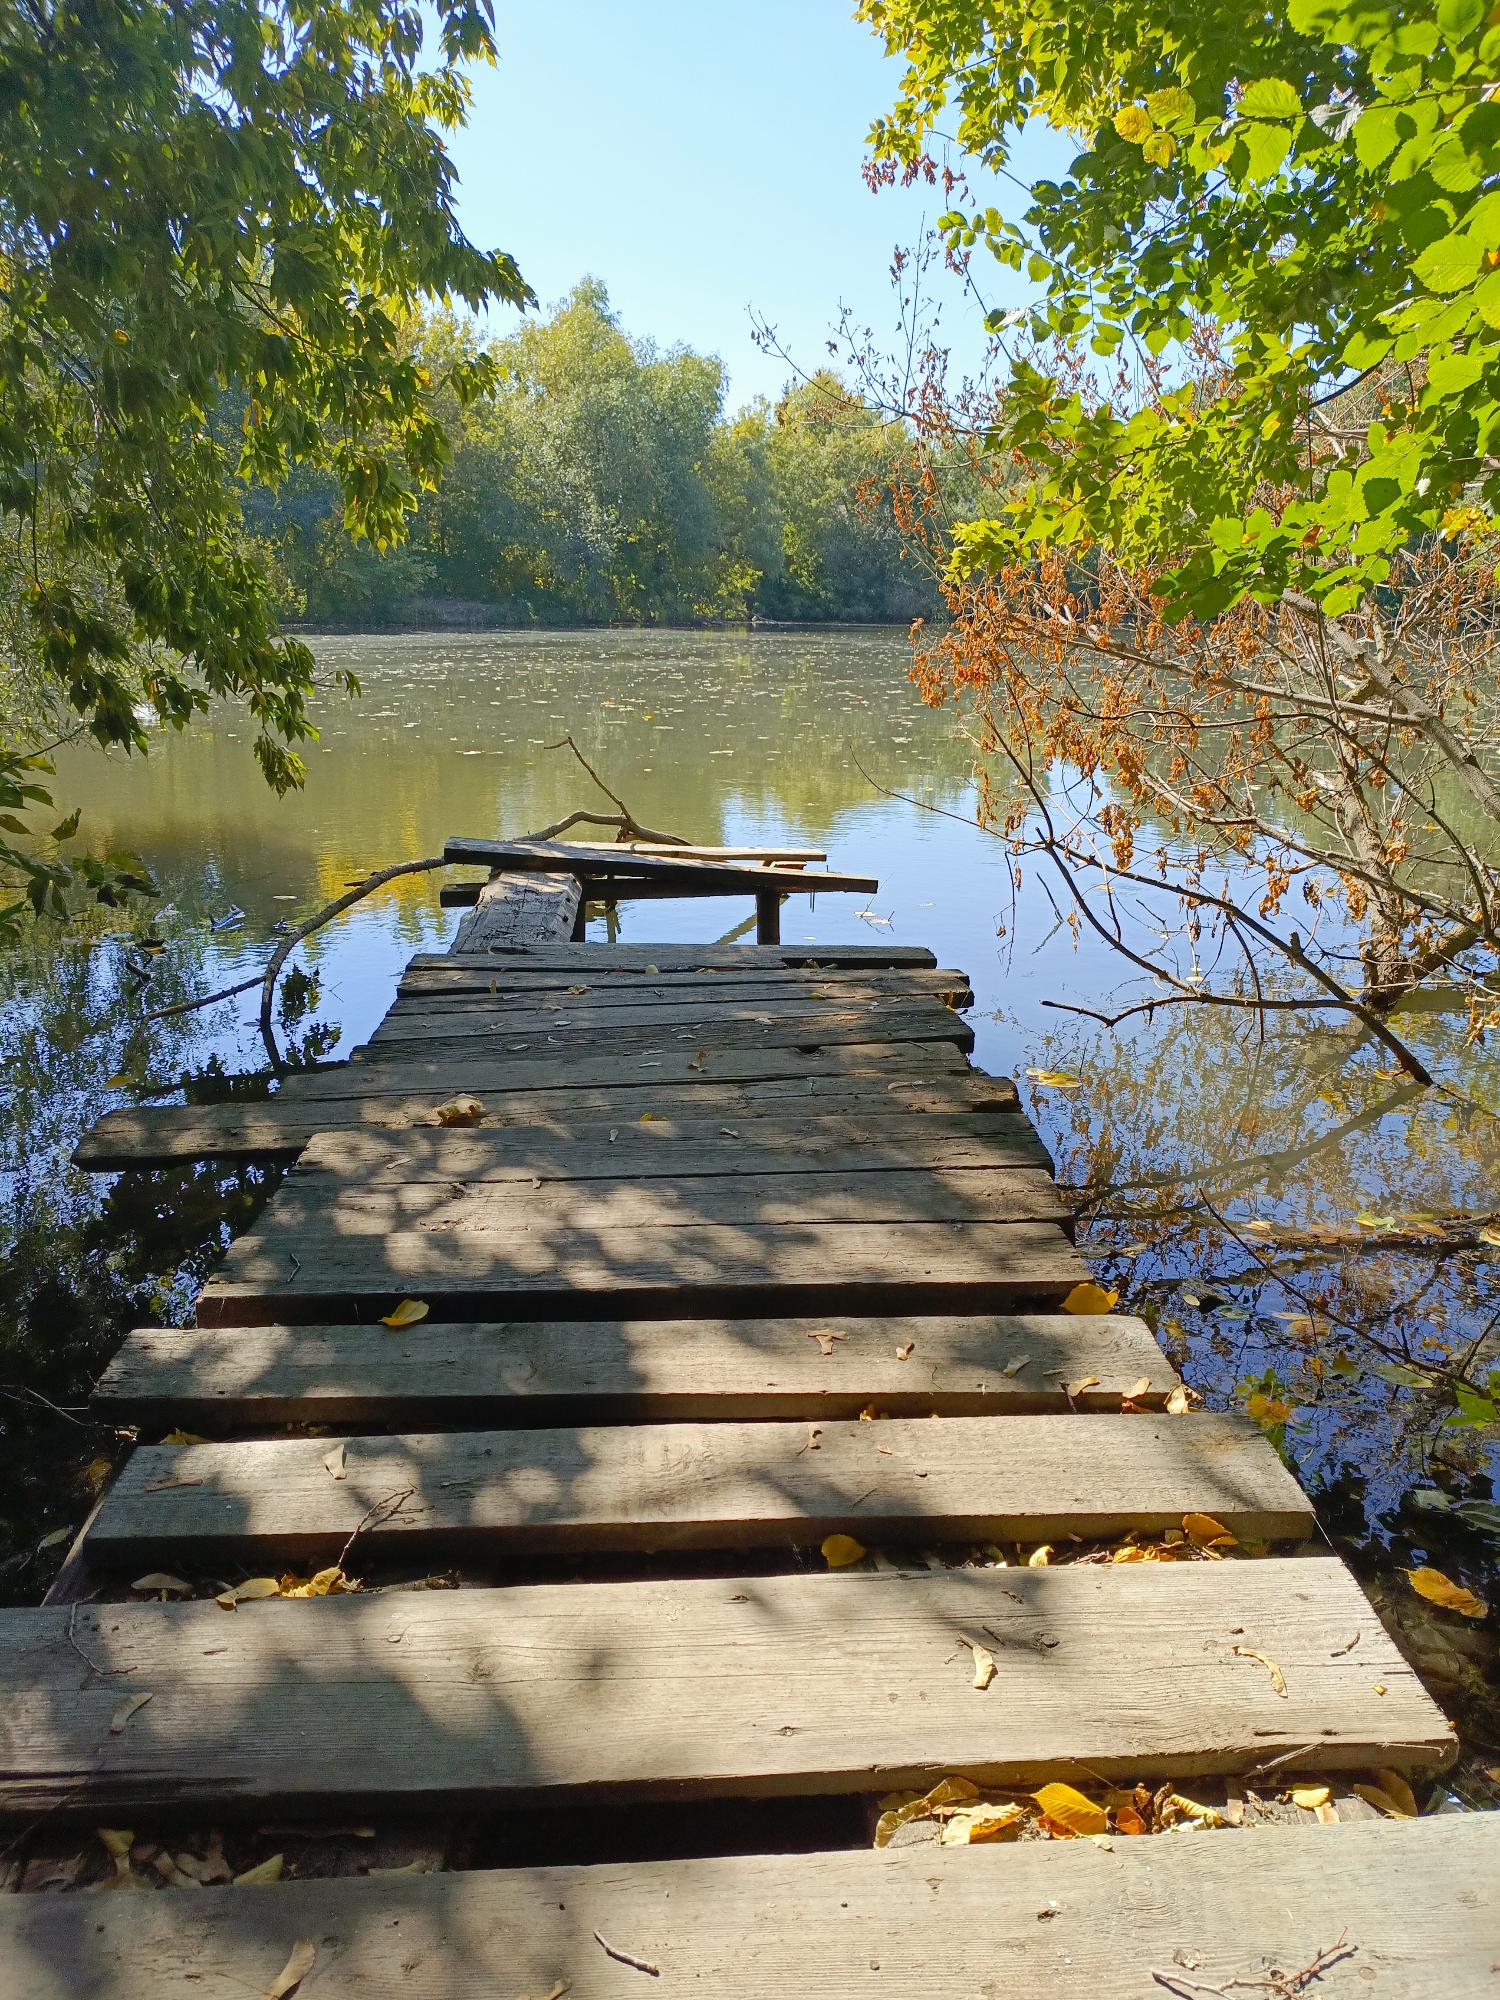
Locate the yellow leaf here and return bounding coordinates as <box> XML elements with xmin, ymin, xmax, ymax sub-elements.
<box><xmin>1166</xmin><ymin>1384</ymin><xmax>1193</xmax><ymax>1414</ymax></box>
<box><xmin>380</xmin><ymin>1298</ymin><xmax>429</xmax><ymax>1328</ymax></box>
<box><xmin>1182</xmin><ymin>1512</ymin><xmax>1236</xmax><ymax>1549</ymax></box>
<box><xmin>233</xmin><ymin>1853</ymin><xmax>284</xmax><ymax>1885</ymax></box>
<box><xmin>1025</xmin><ymin>1068</ymin><xmax>1082</xmax><ymax>1089</ymax></box>
<box><xmin>639</xmin><ymin>1111</ymin><xmax>661</xmax><ymax>1122</ymax></box>
<box><xmin>1232</xmin><ymin>1644</ymin><xmax>1288</xmax><ymax>1696</ymax></box>
<box><xmin>1290</xmin><ymin>1784</ymin><xmax>1330</xmax><ymax>1810</ymax></box>
<box><xmin>1114</xmin><ymin>104</ymin><xmax>1153</xmax><ymax>142</ymax></box>
<box><xmin>96</xmin><ymin>1828</ymin><xmax>134</xmax><ymax>1860</ymax></box>
<box><xmin>131</xmin><ymin>1571</ymin><xmax>192</xmax><ymax>1597</ymax></box>
<box><xmin>1169</xmin><ymin>1793</ymin><xmax>1226</xmax><ymax>1828</ymax></box>
<box><xmin>1027</xmin><ymin>1544</ymin><xmax>1053</xmax><ymax>1566</ymax></box>
<box><xmin>821</xmin><ymin>1534</ymin><xmax>865</xmax><ymax>1568</ymax></box>
<box><xmin>106</xmin><ymin>1073</ymin><xmax>130</xmax><ymax>1088</ymax></box>
<box><xmin>1367</xmin><ymin>1769</ymin><xmax>1419</xmax><ymax>1817</ymax></box>
<box><xmin>280</xmin><ymin>1566</ymin><xmax>348</xmax><ymax>1598</ymax></box>
<box><xmin>83</xmin><ymin>1455</ymin><xmax>114</xmax><ymax>1495</ymax></box>
<box><xmin>216</xmin><ymin>1576</ymin><xmax>283</xmax><ymax>1609</ymax></box>
<box><xmin>1352</xmin><ymin>1780</ymin><xmax>1412</xmax><ymax>1819</ymax></box>
<box><xmin>109</xmin><ymin>1690</ymin><xmax>154</xmax><ymax>1735</ymax></box>
<box><xmin>1066</xmin><ymin>1375</ymin><xmax>1101</xmax><ymax>1400</ymax></box>
<box><xmin>873</xmin><ymin>1775</ymin><xmax>978</xmax><ymax>1846</ymax></box>
<box><xmin>938</xmin><ymin>1801</ymin><xmax>1025</xmax><ymax>1844</ymax></box>
<box><xmin>1032</xmin><ymin>1781</ymin><xmax>1107</xmax><ymax>1837</ymax></box>
<box><xmin>264</xmin><ymin>1938</ymin><xmax>316</xmax><ymax>2000</ymax></box>
<box><xmin>433</xmin><ymin>1094</ymin><xmax>485</xmax><ymax>1127</ymax></box>
<box><xmin>1316</xmin><ymin>1800</ymin><xmax>1341</xmax><ymax>1824</ymax></box>
<box><xmin>1062</xmin><ymin>1281</ymin><xmax>1117</xmax><ymax>1315</ymax></box>
<box><xmin>160</xmin><ymin>1429</ymin><xmax>207</xmax><ymax>1447</ymax></box>
<box><xmin>895</xmin><ymin>1341</ymin><xmax>915</xmax><ymax>1360</ymax></box>
<box><xmin>1404</xmin><ymin>1566</ymin><xmax>1488</xmax><ymax>1618</ymax></box>
<box><xmin>958</xmin><ymin>1634</ymin><xmax>997</xmax><ymax>1689</ymax></box>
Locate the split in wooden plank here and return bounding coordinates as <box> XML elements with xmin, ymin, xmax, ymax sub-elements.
<box><xmin>89</xmin><ymin>1412</ymin><xmax>1315</xmax><ymax>1566</ymax></box>
<box><xmin>286</xmin><ymin>1116</ymin><xmax>1054</xmax><ymax>1185</ymax></box>
<box><xmin>3</xmin><ymin>1819</ymin><xmax>1494</xmax><ymax>2000</ymax></box>
<box><xmin>443</xmin><ymin>836</ymin><xmax>878</xmax><ymax>895</ymax></box>
<box><xmin>279</xmin><ymin>1040</ymin><xmax>976</xmax><ymax>1103</ymax></box>
<box><xmin>72</xmin><ymin>1075</ymin><xmax>1021</xmax><ymax>1170</ymax></box>
<box><xmin>258</xmin><ymin>1167</ymin><xmax>1076</xmax><ymax>1238</ymax></box>
<box><xmin>409</xmin><ymin>943</ymin><xmax>939</xmax><ymax>970</ymax></box>
<box><xmin>0</xmin><ymin>1560</ymin><xmax>1452</xmax><ymax>1819</ymax></box>
<box><xmin>452</xmin><ymin>872</ymin><xmax>581</xmax><ymax>952</ymax></box>
<box><xmin>199</xmin><ymin>1218</ymin><xmax>1091</xmax><ymax>1324</ymax></box>
<box><xmin>93</xmin><ymin>1311</ymin><xmax>1170</xmax><ymax>1427</ymax></box>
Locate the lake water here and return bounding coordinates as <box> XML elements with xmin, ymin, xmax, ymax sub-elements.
<box><xmin>4</xmin><ymin>627</ymin><xmax>1498</xmax><ymax>1726</ymax></box>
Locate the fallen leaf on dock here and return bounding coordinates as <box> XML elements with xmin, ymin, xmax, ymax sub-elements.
<box><xmin>1404</xmin><ymin>1565</ymin><xmax>1488</xmax><ymax>1618</ymax></box>
<box><xmin>958</xmin><ymin>1635</ymin><xmax>997</xmax><ymax>1689</ymax></box>
<box><xmin>939</xmin><ymin>1801</ymin><xmax>1024</xmax><ymax>1844</ymax></box>
<box><xmin>1165</xmin><ymin>1384</ymin><xmax>1194</xmax><ymax>1414</ymax></box>
<box><xmin>323</xmin><ymin>1441</ymin><xmax>347</xmax><ymax>1481</ymax></box>
<box><xmin>1028</xmin><ymin>1544</ymin><xmax>1053</xmax><ymax>1567</ymax></box>
<box><xmin>1033</xmin><ymin>1782</ymin><xmax>1106</xmax><ymax>1837</ymax></box>
<box><xmin>433</xmin><ymin>1095</ymin><xmax>485</xmax><ymax>1126</ymax></box>
<box><xmin>821</xmin><ymin>1534</ymin><xmax>865</xmax><ymax>1568</ymax></box>
<box><xmin>281</xmin><ymin>1567</ymin><xmax>351</xmax><ymax>1598</ymax></box>
<box><xmin>1001</xmin><ymin>1355</ymin><xmax>1030</xmax><ymax>1376</ymax></box>
<box><xmin>874</xmin><ymin>1775</ymin><xmax>979</xmax><ymax>1845</ymax></box>
<box><xmin>1168</xmin><ymin>1793</ymin><xmax>1226</xmax><ymax>1827</ymax></box>
<box><xmin>895</xmin><ymin>1341</ymin><xmax>915</xmax><ymax>1360</ymax></box>
<box><xmin>130</xmin><ymin>1572</ymin><xmax>192</xmax><ymax>1597</ymax></box>
<box><xmin>806</xmin><ymin>1327</ymin><xmax>846</xmax><ymax>1356</ymax></box>
<box><xmin>1232</xmin><ymin>1644</ymin><xmax>1288</xmax><ymax>1696</ymax></box>
<box><xmin>518</xmin><ymin>1983</ymin><xmax>570</xmax><ymax>2000</ymax></box>
<box><xmin>216</xmin><ymin>1577</ymin><xmax>282</xmax><ymax>1609</ymax></box>
<box><xmin>160</xmin><ymin>1429</ymin><xmax>208</xmax><ymax>1447</ymax></box>
<box><xmin>1290</xmin><ymin>1784</ymin><xmax>1330</xmax><ymax>1810</ymax></box>
<box><xmin>380</xmin><ymin>1299</ymin><xmax>429</xmax><ymax>1328</ymax></box>
<box><xmin>1316</xmin><ymin>1800</ymin><xmax>1341</xmax><ymax>1823</ymax></box>
<box><xmin>262</xmin><ymin>1939</ymin><xmax>316</xmax><ymax>2000</ymax></box>
<box><xmin>108</xmin><ymin>1691</ymin><xmax>154</xmax><ymax>1735</ymax></box>
<box><xmin>1356</xmin><ymin>1770</ymin><xmax>1418</xmax><ymax>1818</ymax></box>
<box><xmin>1065</xmin><ymin>1375</ymin><xmax>1100</xmax><ymax>1400</ymax></box>
<box><xmin>1182</xmin><ymin>1513</ymin><xmax>1236</xmax><ymax>1550</ymax></box>
<box><xmin>234</xmin><ymin>1854</ymin><xmax>285</xmax><ymax>1885</ymax></box>
<box><xmin>1062</xmin><ymin>1281</ymin><xmax>1117</xmax><ymax>1314</ymax></box>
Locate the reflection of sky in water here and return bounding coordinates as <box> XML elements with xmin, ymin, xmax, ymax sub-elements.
<box><xmin>24</xmin><ymin>629</ymin><xmax>1500</xmax><ymax>1563</ymax></box>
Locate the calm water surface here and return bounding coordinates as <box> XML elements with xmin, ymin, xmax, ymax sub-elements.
<box><xmin>4</xmin><ymin>629</ymin><xmax>1498</xmax><ymax>1742</ymax></box>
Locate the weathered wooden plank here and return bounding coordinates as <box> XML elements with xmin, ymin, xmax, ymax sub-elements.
<box><xmin>259</xmin><ymin>1168</ymin><xmax>1075</xmax><ymax>1237</ymax></box>
<box><xmin>443</xmin><ymin>836</ymin><xmax>878</xmax><ymax>895</ymax></box>
<box><xmin>369</xmin><ymin>992</ymin><xmax>973</xmax><ymax>1046</ymax></box>
<box><xmin>352</xmin><ymin>1005</ymin><xmax>976</xmax><ymax>1065</ymax></box>
<box><xmin>0</xmin><ymin>1561</ymin><xmax>1451</xmax><ymax>1819</ymax></box>
<box><xmin>94</xmin><ymin>1311</ymin><xmax>1170</xmax><ymax>1426</ymax></box>
<box><xmin>3</xmin><ymin>1820</ymin><xmax>1494</xmax><ymax>2000</ymax></box>
<box><xmin>89</xmin><ymin>1413</ymin><xmax>1315</xmax><ymax>1565</ymax></box>
<box><xmin>73</xmin><ymin>1076</ymin><xmax>1020</xmax><ymax>1169</ymax></box>
<box><xmin>410</xmin><ymin>943</ymin><xmax>939</xmax><ymax>970</ymax></box>
<box><xmin>279</xmin><ymin>1040</ymin><xmax>973</xmax><ymax>1102</ymax></box>
<box><xmin>199</xmin><ymin>1218</ymin><xmax>1090</xmax><ymax>1324</ymax></box>
<box><xmin>452</xmin><ymin>871</ymin><xmax>581</xmax><ymax>952</ymax></box>
<box><xmin>286</xmin><ymin>1116</ymin><xmax>1053</xmax><ymax>1185</ymax></box>
<box><xmin>401</xmin><ymin>967</ymin><xmax>973</xmax><ymax>1002</ymax></box>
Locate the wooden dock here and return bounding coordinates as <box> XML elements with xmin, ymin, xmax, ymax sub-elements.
<box><xmin>5</xmin><ymin>842</ymin><xmax>1496</xmax><ymax>1996</ymax></box>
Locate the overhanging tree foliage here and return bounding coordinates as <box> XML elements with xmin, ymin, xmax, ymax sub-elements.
<box><xmin>862</xmin><ymin>0</ymin><xmax>1500</xmax><ymax>1071</ymax></box>
<box><xmin>0</xmin><ymin>0</ymin><xmax>530</xmax><ymax>928</ymax></box>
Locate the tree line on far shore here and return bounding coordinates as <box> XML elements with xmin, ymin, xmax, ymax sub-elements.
<box><xmin>247</xmin><ymin>280</ymin><xmax>951</xmax><ymax>631</ymax></box>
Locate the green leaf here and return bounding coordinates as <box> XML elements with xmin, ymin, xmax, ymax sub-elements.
<box><xmin>1438</xmin><ymin>0</ymin><xmax>1485</xmax><ymax>36</ymax></box>
<box><xmin>1237</xmin><ymin>78</ymin><xmax>1303</xmax><ymax>120</ymax></box>
<box><xmin>1413</xmin><ymin>231</ymin><xmax>1486</xmax><ymax>295</ymax></box>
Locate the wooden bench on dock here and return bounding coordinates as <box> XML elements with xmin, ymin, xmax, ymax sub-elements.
<box><xmin>5</xmin><ymin>839</ymin><xmax>1495</xmax><ymax>1998</ymax></box>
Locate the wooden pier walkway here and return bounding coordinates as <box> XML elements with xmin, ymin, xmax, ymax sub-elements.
<box><xmin>4</xmin><ymin>843</ymin><xmax>1497</xmax><ymax>1996</ymax></box>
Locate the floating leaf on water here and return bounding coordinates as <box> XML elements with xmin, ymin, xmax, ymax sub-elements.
<box><xmin>1290</xmin><ymin>1784</ymin><xmax>1330</xmax><ymax>1810</ymax></box>
<box><xmin>37</xmin><ymin>1526</ymin><xmax>70</xmax><ymax>1551</ymax></box>
<box><xmin>263</xmin><ymin>1939</ymin><xmax>316</xmax><ymax>2000</ymax></box>
<box><xmin>1032</xmin><ymin>1782</ymin><xmax>1106</xmax><ymax>1837</ymax></box>
<box><xmin>131</xmin><ymin>1572</ymin><xmax>192</xmax><ymax>1597</ymax></box>
<box><xmin>1061</xmin><ymin>1282</ymin><xmax>1117</xmax><ymax>1315</ymax></box>
<box><xmin>380</xmin><ymin>1299</ymin><xmax>429</xmax><ymax>1328</ymax></box>
<box><xmin>1479</xmin><ymin>1224</ymin><xmax>1500</xmax><ymax>1247</ymax></box>
<box><xmin>1356</xmin><ymin>1213</ymin><xmax>1398</xmax><ymax>1230</ymax></box>
<box><xmin>958</xmin><ymin>1634</ymin><xmax>997</xmax><ymax>1689</ymax></box>
<box><xmin>1024</xmin><ymin>1068</ymin><xmax>1082</xmax><ymax>1089</ymax></box>
<box><xmin>1404</xmin><ymin>1566</ymin><xmax>1488</xmax><ymax>1618</ymax></box>
<box><xmin>234</xmin><ymin>1853</ymin><xmax>285</xmax><ymax>1885</ymax></box>
<box><xmin>433</xmin><ymin>1095</ymin><xmax>485</xmax><ymax>1127</ymax></box>
<box><xmin>821</xmin><ymin>1534</ymin><xmax>865</xmax><ymax>1569</ymax></box>
<box><xmin>108</xmin><ymin>1691</ymin><xmax>154</xmax><ymax>1735</ymax></box>
<box><xmin>1232</xmin><ymin>1644</ymin><xmax>1288</xmax><ymax>1696</ymax></box>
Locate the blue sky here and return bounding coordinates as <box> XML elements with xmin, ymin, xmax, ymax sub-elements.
<box><xmin>448</xmin><ymin>3</ymin><xmax>1065</xmax><ymax>410</ymax></box>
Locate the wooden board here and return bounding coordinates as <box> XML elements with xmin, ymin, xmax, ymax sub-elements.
<box><xmin>452</xmin><ymin>871</ymin><xmax>581</xmax><ymax>951</ymax></box>
<box><xmin>409</xmin><ymin>944</ymin><xmax>939</xmax><ymax>970</ymax></box>
<box><xmin>368</xmin><ymin>993</ymin><xmax>973</xmax><ymax>1047</ymax></box>
<box><xmin>279</xmin><ymin>1039</ymin><xmax>973</xmax><ymax>1102</ymax></box>
<box><xmin>93</xmin><ymin>1312</ymin><xmax>1173</xmax><ymax>1426</ymax></box>
<box><xmin>260</xmin><ymin>1169</ymin><xmax>1075</xmax><ymax>1238</ymax></box>
<box><xmin>73</xmin><ymin>1076</ymin><xmax>1020</xmax><ymax>1169</ymax></box>
<box><xmin>400</xmin><ymin>967</ymin><xmax>971</xmax><ymax>1001</ymax></box>
<box><xmin>0</xmin><ymin>1561</ymin><xmax>1451</xmax><ymax>1818</ymax></box>
<box><xmin>88</xmin><ymin>1413</ymin><xmax>1315</xmax><ymax>1565</ymax></box>
<box><xmin>198</xmin><ymin>1218</ymin><xmax>1091</xmax><ymax>1324</ymax></box>
<box><xmin>443</xmin><ymin>836</ymin><xmax>878</xmax><ymax>895</ymax></box>
<box><xmin>286</xmin><ymin>1115</ymin><xmax>1053</xmax><ymax>1185</ymax></box>
<box><xmin>350</xmin><ymin>1006</ymin><xmax>976</xmax><ymax>1065</ymax></box>
<box><xmin>3</xmin><ymin>1819</ymin><xmax>1494</xmax><ymax>2000</ymax></box>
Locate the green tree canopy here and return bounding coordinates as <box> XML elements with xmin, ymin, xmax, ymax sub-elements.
<box><xmin>0</xmin><ymin>0</ymin><xmax>530</xmax><ymax>924</ymax></box>
<box><xmin>862</xmin><ymin>0</ymin><xmax>1500</xmax><ymax>619</ymax></box>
